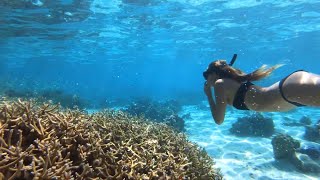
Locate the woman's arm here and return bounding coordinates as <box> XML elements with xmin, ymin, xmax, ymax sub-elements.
<box><xmin>204</xmin><ymin>80</ymin><xmax>227</xmax><ymax>125</ymax></box>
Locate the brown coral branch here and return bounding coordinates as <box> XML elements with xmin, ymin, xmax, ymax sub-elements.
<box><xmin>0</xmin><ymin>157</ymin><xmax>9</xmax><ymax>166</ymax></box>
<box><xmin>3</xmin><ymin>104</ymin><xmax>13</xmax><ymax>119</ymax></box>
<box><xmin>0</xmin><ymin>137</ymin><xmax>8</xmax><ymax>148</ymax></box>
<box><xmin>8</xmin><ymin>117</ymin><xmax>22</xmax><ymax>123</ymax></box>
<box><xmin>77</xmin><ymin>164</ymin><xmax>90</xmax><ymax>179</ymax></box>
<box><xmin>0</xmin><ymin>147</ymin><xmax>16</xmax><ymax>156</ymax></box>
<box><xmin>17</xmin><ymin>130</ymin><xmax>22</xmax><ymax>148</ymax></box>
<box><xmin>52</xmin><ymin>161</ymin><xmax>69</xmax><ymax>178</ymax></box>
<box><xmin>0</xmin><ymin>152</ymin><xmax>25</xmax><ymax>170</ymax></box>
<box><xmin>36</xmin><ymin>118</ymin><xmax>45</xmax><ymax>135</ymax></box>
<box><xmin>44</xmin><ymin>103</ymin><xmax>59</xmax><ymax>113</ymax></box>
<box><xmin>39</xmin><ymin>153</ymin><xmax>50</xmax><ymax>178</ymax></box>
<box><xmin>7</xmin><ymin>129</ymin><xmax>13</xmax><ymax>147</ymax></box>
<box><xmin>7</xmin><ymin>160</ymin><xmax>23</xmax><ymax>180</ymax></box>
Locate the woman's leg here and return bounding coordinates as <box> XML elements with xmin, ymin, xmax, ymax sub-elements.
<box><xmin>282</xmin><ymin>71</ymin><xmax>320</xmax><ymax>106</ymax></box>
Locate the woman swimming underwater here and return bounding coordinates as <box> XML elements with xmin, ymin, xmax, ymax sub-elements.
<box><xmin>203</xmin><ymin>54</ymin><xmax>320</xmax><ymax>125</ymax></box>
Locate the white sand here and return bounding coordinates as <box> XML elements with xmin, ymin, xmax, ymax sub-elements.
<box><xmin>181</xmin><ymin>103</ymin><xmax>320</xmax><ymax>180</ymax></box>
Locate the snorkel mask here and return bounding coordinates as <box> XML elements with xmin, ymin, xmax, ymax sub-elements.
<box><xmin>203</xmin><ymin>54</ymin><xmax>238</xmax><ymax>80</ymax></box>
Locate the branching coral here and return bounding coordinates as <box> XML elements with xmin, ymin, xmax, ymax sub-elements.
<box><xmin>3</xmin><ymin>89</ymin><xmax>89</xmax><ymax>109</ymax></box>
<box><xmin>92</xmin><ymin>110</ymin><xmax>221</xmax><ymax>179</ymax></box>
<box><xmin>125</xmin><ymin>98</ymin><xmax>185</xmax><ymax>132</ymax></box>
<box><xmin>0</xmin><ymin>100</ymin><xmax>222</xmax><ymax>179</ymax></box>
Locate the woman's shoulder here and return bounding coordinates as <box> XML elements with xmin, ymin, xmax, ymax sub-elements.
<box><xmin>215</xmin><ymin>78</ymin><xmax>240</xmax><ymax>89</ymax></box>
<box><xmin>215</xmin><ymin>78</ymin><xmax>239</xmax><ymax>85</ymax></box>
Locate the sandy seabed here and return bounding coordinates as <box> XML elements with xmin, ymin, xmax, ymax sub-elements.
<box><xmin>182</xmin><ymin>103</ymin><xmax>320</xmax><ymax>180</ymax></box>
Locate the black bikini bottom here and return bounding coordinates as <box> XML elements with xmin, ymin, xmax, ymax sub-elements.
<box><xmin>279</xmin><ymin>70</ymin><xmax>307</xmax><ymax>107</ymax></box>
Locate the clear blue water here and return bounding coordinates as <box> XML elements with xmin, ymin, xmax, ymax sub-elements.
<box><xmin>1</xmin><ymin>0</ymin><xmax>320</xmax><ymax>178</ymax></box>
<box><xmin>1</xmin><ymin>0</ymin><xmax>320</xmax><ymax>105</ymax></box>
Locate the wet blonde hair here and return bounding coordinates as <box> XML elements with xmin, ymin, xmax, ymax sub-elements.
<box><xmin>205</xmin><ymin>60</ymin><xmax>282</xmax><ymax>83</ymax></box>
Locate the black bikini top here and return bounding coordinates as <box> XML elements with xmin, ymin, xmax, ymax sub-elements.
<box><xmin>233</xmin><ymin>81</ymin><xmax>254</xmax><ymax>110</ymax></box>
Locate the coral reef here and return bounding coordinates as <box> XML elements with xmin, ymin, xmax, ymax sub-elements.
<box><xmin>3</xmin><ymin>88</ymin><xmax>89</xmax><ymax>109</ymax></box>
<box><xmin>162</xmin><ymin>100</ymin><xmax>182</xmax><ymax>114</ymax></box>
<box><xmin>163</xmin><ymin>114</ymin><xmax>184</xmax><ymax>132</ymax></box>
<box><xmin>271</xmin><ymin>134</ymin><xmax>320</xmax><ymax>173</ymax></box>
<box><xmin>0</xmin><ymin>100</ymin><xmax>222</xmax><ymax>179</ymax></box>
<box><xmin>283</xmin><ymin>116</ymin><xmax>312</xmax><ymax>127</ymax></box>
<box><xmin>283</xmin><ymin>116</ymin><xmax>320</xmax><ymax>143</ymax></box>
<box><xmin>125</xmin><ymin>98</ymin><xmax>185</xmax><ymax>132</ymax></box>
<box><xmin>297</xmin><ymin>144</ymin><xmax>320</xmax><ymax>160</ymax></box>
<box><xmin>39</xmin><ymin>89</ymin><xmax>89</xmax><ymax>109</ymax></box>
<box><xmin>304</xmin><ymin>120</ymin><xmax>320</xmax><ymax>143</ymax></box>
<box><xmin>4</xmin><ymin>89</ymin><xmax>34</xmax><ymax>99</ymax></box>
<box><xmin>300</xmin><ymin>116</ymin><xmax>312</xmax><ymax>126</ymax></box>
<box><xmin>271</xmin><ymin>134</ymin><xmax>300</xmax><ymax>159</ymax></box>
<box><xmin>229</xmin><ymin>113</ymin><xmax>274</xmax><ymax>137</ymax></box>
<box><xmin>293</xmin><ymin>153</ymin><xmax>320</xmax><ymax>173</ymax></box>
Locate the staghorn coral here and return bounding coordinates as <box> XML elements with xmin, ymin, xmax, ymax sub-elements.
<box><xmin>125</xmin><ymin>98</ymin><xmax>185</xmax><ymax>132</ymax></box>
<box><xmin>0</xmin><ymin>99</ymin><xmax>222</xmax><ymax>179</ymax></box>
<box><xmin>3</xmin><ymin>88</ymin><xmax>89</xmax><ymax>109</ymax></box>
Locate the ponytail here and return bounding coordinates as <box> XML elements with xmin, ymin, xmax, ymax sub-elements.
<box><xmin>240</xmin><ymin>64</ymin><xmax>283</xmax><ymax>82</ymax></box>
<box><xmin>207</xmin><ymin>60</ymin><xmax>282</xmax><ymax>83</ymax></box>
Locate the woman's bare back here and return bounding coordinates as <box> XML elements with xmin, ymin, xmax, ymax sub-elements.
<box><xmin>220</xmin><ymin>78</ymin><xmax>297</xmax><ymax>112</ymax></box>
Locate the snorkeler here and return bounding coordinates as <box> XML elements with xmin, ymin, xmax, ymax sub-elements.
<box><xmin>203</xmin><ymin>54</ymin><xmax>320</xmax><ymax>125</ymax></box>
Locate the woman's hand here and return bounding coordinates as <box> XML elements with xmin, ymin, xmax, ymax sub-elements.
<box><xmin>204</xmin><ymin>81</ymin><xmax>213</xmax><ymax>98</ymax></box>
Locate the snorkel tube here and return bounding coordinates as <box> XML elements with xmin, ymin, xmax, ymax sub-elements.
<box><xmin>203</xmin><ymin>54</ymin><xmax>238</xmax><ymax>80</ymax></box>
<box><xmin>228</xmin><ymin>54</ymin><xmax>237</xmax><ymax>66</ymax></box>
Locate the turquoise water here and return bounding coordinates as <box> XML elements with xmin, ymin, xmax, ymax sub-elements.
<box><xmin>1</xmin><ymin>0</ymin><xmax>319</xmax><ymax>104</ymax></box>
<box><xmin>1</xmin><ymin>0</ymin><xmax>320</xmax><ymax>179</ymax></box>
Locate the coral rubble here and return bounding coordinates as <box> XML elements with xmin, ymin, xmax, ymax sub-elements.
<box><xmin>0</xmin><ymin>100</ymin><xmax>222</xmax><ymax>179</ymax></box>
<box><xmin>229</xmin><ymin>113</ymin><xmax>274</xmax><ymax>137</ymax></box>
